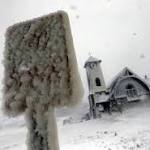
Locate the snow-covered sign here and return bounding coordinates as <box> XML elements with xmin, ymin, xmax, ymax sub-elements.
<box><xmin>3</xmin><ymin>11</ymin><xmax>83</xmax><ymax>150</ymax></box>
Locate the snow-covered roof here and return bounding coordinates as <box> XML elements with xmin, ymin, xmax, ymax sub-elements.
<box><xmin>107</xmin><ymin>67</ymin><xmax>134</xmax><ymax>89</ymax></box>
<box><xmin>107</xmin><ymin>67</ymin><xmax>150</xmax><ymax>93</ymax></box>
<box><xmin>84</xmin><ymin>56</ymin><xmax>101</xmax><ymax>68</ymax></box>
<box><xmin>144</xmin><ymin>78</ymin><xmax>150</xmax><ymax>87</ymax></box>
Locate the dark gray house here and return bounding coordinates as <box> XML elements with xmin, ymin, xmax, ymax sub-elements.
<box><xmin>84</xmin><ymin>56</ymin><xmax>150</xmax><ymax>118</ymax></box>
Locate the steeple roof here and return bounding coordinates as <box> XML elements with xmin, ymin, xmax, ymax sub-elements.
<box><xmin>84</xmin><ymin>56</ymin><xmax>101</xmax><ymax>68</ymax></box>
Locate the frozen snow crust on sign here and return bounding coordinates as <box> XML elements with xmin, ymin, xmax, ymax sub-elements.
<box><xmin>3</xmin><ymin>11</ymin><xmax>83</xmax><ymax>116</ymax></box>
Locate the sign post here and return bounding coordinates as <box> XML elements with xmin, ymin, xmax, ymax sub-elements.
<box><xmin>3</xmin><ymin>11</ymin><xmax>83</xmax><ymax>150</ymax></box>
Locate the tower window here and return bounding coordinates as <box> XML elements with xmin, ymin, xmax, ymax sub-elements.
<box><xmin>89</xmin><ymin>63</ymin><xmax>95</xmax><ymax>69</ymax></box>
<box><xmin>95</xmin><ymin>78</ymin><xmax>101</xmax><ymax>86</ymax></box>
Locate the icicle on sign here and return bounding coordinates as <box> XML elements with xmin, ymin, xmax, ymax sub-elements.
<box><xmin>3</xmin><ymin>11</ymin><xmax>83</xmax><ymax>150</ymax></box>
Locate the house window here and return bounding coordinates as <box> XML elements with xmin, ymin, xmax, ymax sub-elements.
<box><xmin>95</xmin><ymin>78</ymin><xmax>101</xmax><ymax>86</ymax></box>
<box><xmin>126</xmin><ymin>84</ymin><xmax>137</xmax><ymax>97</ymax></box>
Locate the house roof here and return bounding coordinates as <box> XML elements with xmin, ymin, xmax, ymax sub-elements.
<box><xmin>107</xmin><ymin>67</ymin><xmax>133</xmax><ymax>89</ymax></box>
<box><xmin>84</xmin><ymin>56</ymin><xmax>101</xmax><ymax>68</ymax></box>
<box><xmin>107</xmin><ymin>67</ymin><xmax>150</xmax><ymax>94</ymax></box>
<box><xmin>144</xmin><ymin>77</ymin><xmax>150</xmax><ymax>87</ymax></box>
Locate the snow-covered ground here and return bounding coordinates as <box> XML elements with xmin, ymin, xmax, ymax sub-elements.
<box><xmin>1</xmin><ymin>99</ymin><xmax>150</xmax><ymax>150</ymax></box>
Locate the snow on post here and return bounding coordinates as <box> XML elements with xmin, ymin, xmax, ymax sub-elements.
<box><xmin>3</xmin><ymin>11</ymin><xmax>83</xmax><ymax>150</ymax></box>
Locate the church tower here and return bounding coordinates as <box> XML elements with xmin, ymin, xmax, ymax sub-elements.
<box><xmin>84</xmin><ymin>56</ymin><xmax>107</xmax><ymax>118</ymax></box>
<box><xmin>84</xmin><ymin>56</ymin><xmax>106</xmax><ymax>94</ymax></box>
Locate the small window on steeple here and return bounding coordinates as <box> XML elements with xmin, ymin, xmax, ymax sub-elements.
<box><xmin>95</xmin><ymin>78</ymin><xmax>101</xmax><ymax>86</ymax></box>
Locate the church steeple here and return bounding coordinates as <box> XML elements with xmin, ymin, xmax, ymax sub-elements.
<box><xmin>84</xmin><ymin>56</ymin><xmax>106</xmax><ymax>94</ymax></box>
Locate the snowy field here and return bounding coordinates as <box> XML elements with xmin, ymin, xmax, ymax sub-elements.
<box><xmin>1</xmin><ymin>98</ymin><xmax>150</xmax><ymax>150</ymax></box>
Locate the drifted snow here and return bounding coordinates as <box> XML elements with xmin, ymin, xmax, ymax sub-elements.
<box><xmin>1</xmin><ymin>99</ymin><xmax>150</xmax><ymax>150</ymax></box>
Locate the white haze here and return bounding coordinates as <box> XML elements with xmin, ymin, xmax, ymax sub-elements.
<box><xmin>1</xmin><ymin>0</ymin><xmax>150</xmax><ymax>99</ymax></box>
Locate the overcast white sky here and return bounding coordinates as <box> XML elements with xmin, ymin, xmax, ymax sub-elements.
<box><xmin>0</xmin><ymin>0</ymin><xmax>150</xmax><ymax>97</ymax></box>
